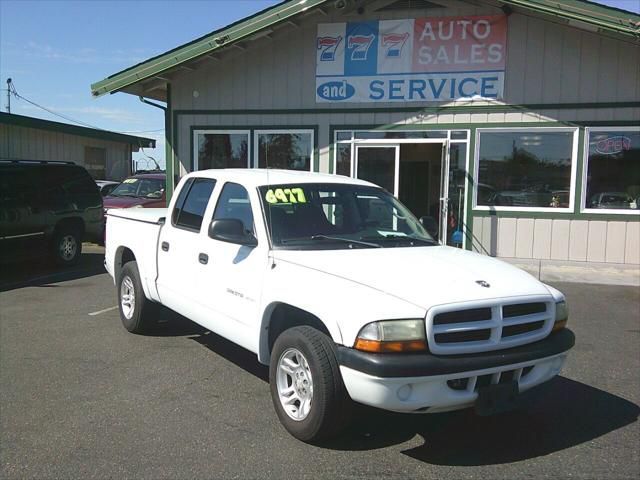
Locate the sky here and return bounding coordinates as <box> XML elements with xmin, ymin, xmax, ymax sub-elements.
<box><xmin>0</xmin><ymin>0</ymin><xmax>638</xmax><ymax>169</ymax></box>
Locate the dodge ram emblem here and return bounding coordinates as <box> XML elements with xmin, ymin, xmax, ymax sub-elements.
<box><xmin>476</xmin><ymin>280</ymin><xmax>491</xmax><ymax>288</ymax></box>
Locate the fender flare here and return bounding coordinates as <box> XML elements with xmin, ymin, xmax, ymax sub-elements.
<box><xmin>257</xmin><ymin>301</ymin><xmax>343</xmax><ymax>364</ymax></box>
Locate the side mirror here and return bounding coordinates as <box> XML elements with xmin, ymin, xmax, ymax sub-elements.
<box><xmin>419</xmin><ymin>216</ymin><xmax>438</xmax><ymax>239</ymax></box>
<box><xmin>208</xmin><ymin>219</ymin><xmax>258</xmax><ymax>247</ymax></box>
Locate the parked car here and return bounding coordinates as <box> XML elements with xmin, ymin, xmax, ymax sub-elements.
<box><xmin>103</xmin><ymin>172</ymin><xmax>166</xmax><ymax>210</ymax></box>
<box><xmin>101</xmin><ymin>172</ymin><xmax>166</xmax><ymax>243</ymax></box>
<box><xmin>0</xmin><ymin>160</ymin><xmax>103</xmax><ymax>265</ymax></box>
<box><xmin>95</xmin><ymin>180</ymin><xmax>119</xmax><ymax>197</ymax></box>
<box><xmin>589</xmin><ymin>192</ymin><xmax>633</xmax><ymax>209</ymax></box>
<box><xmin>105</xmin><ymin>169</ymin><xmax>574</xmax><ymax>443</ymax></box>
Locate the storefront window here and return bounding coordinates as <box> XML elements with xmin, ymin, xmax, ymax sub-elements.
<box><xmin>336</xmin><ymin>144</ymin><xmax>351</xmax><ymax>176</ymax></box>
<box><xmin>451</xmin><ymin>131</ymin><xmax>469</xmax><ymax>140</ymax></box>
<box><xmin>196</xmin><ymin>131</ymin><xmax>249</xmax><ymax>170</ymax></box>
<box><xmin>256</xmin><ymin>130</ymin><xmax>313</xmax><ymax>171</ymax></box>
<box><xmin>475</xmin><ymin>129</ymin><xmax>576</xmax><ymax>209</ymax></box>
<box><xmin>354</xmin><ymin>130</ymin><xmax>447</xmax><ymax>140</ymax></box>
<box><xmin>584</xmin><ymin>128</ymin><xmax>640</xmax><ymax>212</ymax></box>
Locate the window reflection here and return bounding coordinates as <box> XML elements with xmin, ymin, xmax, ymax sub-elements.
<box><xmin>476</xmin><ymin>130</ymin><xmax>574</xmax><ymax>208</ymax></box>
<box><xmin>258</xmin><ymin>132</ymin><xmax>312</xmax><ymax>171</ymax></box>
<box><xmin>336</xmin><ymin>144</ymin><xmax>351</xmax><ymax>177</ymax></box>
<box><xmin>585</xmin><ymin>129</ymin><xmax>640</xmax><ymax>211</ymax></box>
<box><xmin>197</xmin><ymin>133</ymin><xmax>248</xmax><ymax>169</ymax></box>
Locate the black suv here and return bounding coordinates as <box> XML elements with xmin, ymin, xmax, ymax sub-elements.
<box><xmin>0</xmin><ymin>160</ymin><xmax>103</xmax><ymax>266</ymax></box>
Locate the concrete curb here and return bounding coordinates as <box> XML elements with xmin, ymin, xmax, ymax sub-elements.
<box><xmin>500</xmin><ymin>258</ymin><xmax>640</xmax><ymax>287</ymax></box>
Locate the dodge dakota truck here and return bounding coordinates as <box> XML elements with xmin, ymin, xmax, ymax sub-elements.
<box><xmin>105</xmin><ymin>169</ymin><xmax>574</xmax><ymax>442</ymax></box>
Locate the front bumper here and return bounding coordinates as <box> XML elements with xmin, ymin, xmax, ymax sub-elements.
<box><xmin>337</xmin><ymin>329</ymin><xmax>574</xmax><ymax>413</ymax></box>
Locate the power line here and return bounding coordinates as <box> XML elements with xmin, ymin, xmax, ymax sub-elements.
<box><xmin>119</xmin><ymin>128</ymin><xmax>164</xmax><ymax>134</ymax></box>
<box><xmin>3</xmin><ymin>81</ymin><xmax>164</xmax><ymax>136</ymax></box>
<box><xmin>6</xmin><ymin>81</ymin><xmax>105</xmax><ymax>130</ymax></box>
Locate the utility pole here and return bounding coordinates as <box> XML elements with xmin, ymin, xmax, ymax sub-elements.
<box><xmin>5</xmin><ymin>78</ymin><xmax>11</xmax><ymax>113</ymax></box>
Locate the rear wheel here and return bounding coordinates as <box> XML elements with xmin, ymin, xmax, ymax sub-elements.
<box><xmin>117</xmin><ymin>261</ymin><xmax>156</xmax><ymax>334</ymax></box>
<box><xmin>51</xmin><ymin>228</ymin><xmax>82</xmax><ymax>266</ymax></box>
<box><xmin>269</xmin><ymin>326</ymin><xmax>351</xmax><ymax>442</ymax></box>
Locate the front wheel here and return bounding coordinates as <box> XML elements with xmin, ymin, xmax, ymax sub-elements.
<box><xmin>269</xmin><ymin>326</ymin><xmax>351</xmax><ymax>442</ymax></box>
<box><xmin>117</xmin><ymin>261</ymin><xmax>157</xmax><ymax>334</ymax></box>
<box><xmin>51</xmin><ymin>229</ymin><xmax>82</xmax><ymax>266</ymax></box>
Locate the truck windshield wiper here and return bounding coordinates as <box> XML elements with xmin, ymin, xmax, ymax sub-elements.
<box><xmin>281</xmin><ymin>235</ymin><xmax>381</xmax><ymax>248</ymax></box>
<box><xmin>360</xmin><ymin>234</ymin><xmax>437</xmax><ymax>246</ymax></box>
<box><xmin>311</xmin><ymin>234</ymin><xmax>382</xmax><ymax>248</ymax></box>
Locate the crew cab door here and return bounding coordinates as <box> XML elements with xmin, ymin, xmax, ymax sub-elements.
<box><xmin>198</xmin><ymin>182</ymin><xmax>268</xmax><ymax>332</ymax></box>
<box><xmin>156</xmin><ymin>177</ymin><xmax>217</xmax><ymax>313</ymax></box>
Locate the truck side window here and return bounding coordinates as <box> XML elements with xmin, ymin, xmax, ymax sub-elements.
<box><xmin>171</xmin><ymin>178</ymin><xmax>194</xmax><ymax>225</ymax></box>
<box><xmin>173</xmin><ymin>178</ymin><xmax>216</xmax><ymax>231</ymax></box>
<box><xmin>212</xmin><ymin>182</ymin><xmax>254</xmax><ymax>233</ymax></box>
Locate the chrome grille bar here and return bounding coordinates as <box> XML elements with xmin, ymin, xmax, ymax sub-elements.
<box><xmin>426</xmin><ymin>296</ymin><xmax>555</xmax><ymax>355</ymax></box>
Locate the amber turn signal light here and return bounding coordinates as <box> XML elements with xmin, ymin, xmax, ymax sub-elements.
<box><xmin>552</xmin><ymin>318</ymin><xmax>568</xmax><ymax>332</ymax></box>
<box><xmin>354</xmin><ymin>338</ymin><xmax>427</xmax><ymax>353</ymax></box>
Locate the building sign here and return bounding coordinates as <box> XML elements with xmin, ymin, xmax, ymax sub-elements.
<box><xmin>315</xmin><ymin>16</ymin><xmax>507</xmax><ymax>103</ymax></box>
<box><xmin>594</xmin><ymin>136</ymin><xmax>632</xmax><ymax>155</ymax></box>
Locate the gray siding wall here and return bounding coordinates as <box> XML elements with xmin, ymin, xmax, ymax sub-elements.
<box><xmin>0</xmin><ymin>124</ymin><xmax>131</xmax><ymax>180</ymax></box>
<box><xmin>472</xmin><ymin>217</ymin><xmax>640</xmax><ymax>265</ymax></box>
<box><xmin>170</xmin><ymin>5</ymin><xmax>640</xmax><ymax>111</ymax></box>
<box><xmin>168</xmin><ymin>1</ymin><xmax>639</xmax><ymax>264</ymax></box>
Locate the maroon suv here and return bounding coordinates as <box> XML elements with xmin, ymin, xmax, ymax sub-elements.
<box><xmin>103</xmin><ymin>172</ymin><xmax>167</xmax><ymax>210</ymax></box>
<box><xmin>102</xmin><ymin>173</ymin><xmax>166</xmax><ymax>242</ymax></box>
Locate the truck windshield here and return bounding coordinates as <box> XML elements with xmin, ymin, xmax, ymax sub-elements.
<box><xmin>258</xmin><ymin>183</ymin><xmax>436</xmax><ymax>249</ymax></box>
<box><xmin>110</xmin><ymin>178</ymin><xmax>165</xmax><ymax>199</ymax></box>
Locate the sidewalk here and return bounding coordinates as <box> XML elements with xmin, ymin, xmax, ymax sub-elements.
<box><xmin>500</xmin><ymin>258</ymin><xmax>640</xmax><ymax>287</ymax></box>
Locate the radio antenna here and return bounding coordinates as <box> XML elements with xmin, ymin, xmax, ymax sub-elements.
<box><xmin>265</xmin><ymin>140</ymin><xmax>276</xmax><ymax>268</ymax></box>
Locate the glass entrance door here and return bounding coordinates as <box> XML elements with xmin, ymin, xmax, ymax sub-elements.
<box><xmin>354</xmin><ymin>145</ymin><xmax>399</xmax><ymax>195</ymax></box>
<box><xmin>439</xmin><ymin>141</ymin><xmax>450</xmax><ymax>245</ymax></box>
<box><xmin>354</xmin><ymin>142</ymin><xmax>452</xmax><ymax>244</ymax></box>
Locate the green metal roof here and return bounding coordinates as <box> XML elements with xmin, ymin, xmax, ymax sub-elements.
<box><xmin>91</xmin><ymin>0</ymin><xmax>640</xmax><ymax>98</ymax></box>
<box><xmin>91</xmin><ymin>0</ymin><xmax>332</xmax><ymax>98</ymax></box>
<box><xmin>505</xmin><ymin>0</ymin><xmax>640</xmax><ymax>34</ymax></box>
<box><xmin>0</xmin><ymin>112</ymin><xmax>156</xmax><ymax>149</ymax></box>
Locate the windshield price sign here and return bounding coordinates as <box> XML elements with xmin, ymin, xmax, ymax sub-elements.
<box><xmin>265</xmin><ymin>187</ymin><xmax>307</xmax><ymax>204</ymax></box>
<box><xmin>316</xmin><ymin>16</ymin><xmax>507</xmax><ymax>103</ymax></box>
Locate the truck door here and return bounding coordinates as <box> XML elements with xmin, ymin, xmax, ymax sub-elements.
<box><xmin>197</xmin><ymin>181</ymin><xmax>268</xmax><ymax>340</ymax></box>
<box><xmin>156</xmin><ymin>177</ymin><xmax>217</xmax><ymax>314</ymax></box>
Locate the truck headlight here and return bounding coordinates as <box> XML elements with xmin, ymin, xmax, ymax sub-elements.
<box><xmin>354</xmin><ymin>319</ymin><xmax>427</xmax><ymax>353</ymax></box>
<box><xmin>553</xmin><ymin>301</ymin><xmax>569</xmax><ymax>332</ymax></box>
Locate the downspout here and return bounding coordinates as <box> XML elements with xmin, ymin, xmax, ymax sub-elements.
<box><xmin>139</xmin><ymin>96</ymin><xmax>166</xmax><ymax>112</ymax></box>
<box><xmin>138</xmin><ymin>92</ymin><xmax>175</xmax><ymax>200</ymax></box>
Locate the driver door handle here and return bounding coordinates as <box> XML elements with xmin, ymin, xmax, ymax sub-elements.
<box><xmin>161</xmin><ymin>241</ymin><xmax>170</xmax><ymax>252</ymax></box>
<box><xmin>198</xmin><ymin>253</ymin><xmax>209</xmax><ymax>265</ymax></box>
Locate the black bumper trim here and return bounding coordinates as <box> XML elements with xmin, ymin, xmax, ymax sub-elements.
<box><xmin>337</xmin><ymin>328</ymin><xmax>575</xmax><ymax>378</ymax></box>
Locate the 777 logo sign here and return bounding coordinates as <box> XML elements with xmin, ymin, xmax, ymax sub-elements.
<box><xmin>382</xmin><ymin>32</ymin><xmax>409</xmax><ymax>58</ymax></box>
<box><xmin>347</xmin><ymin>34</ymin><xmax>375</xmax><ymax>61</ymax></box>
<box><xmin>317</xmin><ymin>36</ymin><xmax>342</xmax><ymax>61</ymax></box>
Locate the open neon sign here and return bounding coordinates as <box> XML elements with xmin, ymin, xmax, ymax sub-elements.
<box><xmin>595</xmin><ymin>136</ymin><xmax>631</xmax><ymax>155</ymax></box>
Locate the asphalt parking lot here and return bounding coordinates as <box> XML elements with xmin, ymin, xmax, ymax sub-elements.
<box><xmin>1</xmin><ymin>246</ymin><xmax>639</xmax><ymax>480</ymax></box>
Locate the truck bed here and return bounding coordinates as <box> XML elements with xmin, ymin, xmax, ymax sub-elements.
<box><xmin>106</xmin><ymin>207</ymin><xmax>167</xmax><ymax>224</ymax></box>
<box><xmin>104</xmin><ymin>207</ymin><xmax>168</xmax><ymax>302</ymax></box>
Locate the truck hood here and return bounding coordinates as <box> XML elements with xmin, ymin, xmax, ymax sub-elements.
<box><xmin>273</xmin><ymin>246</ymin><xmax>552</xmax><ymax>310</ymax></box>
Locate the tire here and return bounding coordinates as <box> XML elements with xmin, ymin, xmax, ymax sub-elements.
<box><xmin>51</xmin><ymin>228</ymin><xmax>82</xmax><ymax>266</ymax></box>
<box><xmin>269</xmin><ymin>326</ymin><xmax>352</xmax><ymax>443</ymax></box>
<box><xmin>117</xmin><ymin>261</ymin><xmax>157</xmax><ymax>334</ymax></box>
<box><xmin>51</xmin><ymin>228</ymin><xmax>82</xmax><ymax>267</ymax></box>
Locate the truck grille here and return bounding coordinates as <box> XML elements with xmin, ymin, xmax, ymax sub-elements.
<box><xmin>427</xmin><ymin>297</ymin><xmax>555</xmax><ymax>355</ymax></box>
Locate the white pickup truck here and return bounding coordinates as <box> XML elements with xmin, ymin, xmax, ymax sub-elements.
<box><xmin>105</xmin><ymin>169</ymin><xmax>574</xmax><ymax>442</ymax></box>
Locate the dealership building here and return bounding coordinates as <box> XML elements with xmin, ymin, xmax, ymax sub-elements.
<box><xmin>92</xmin><ymin>0</ymin><xmax>639</xmax><ymax>267</ymax></box>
